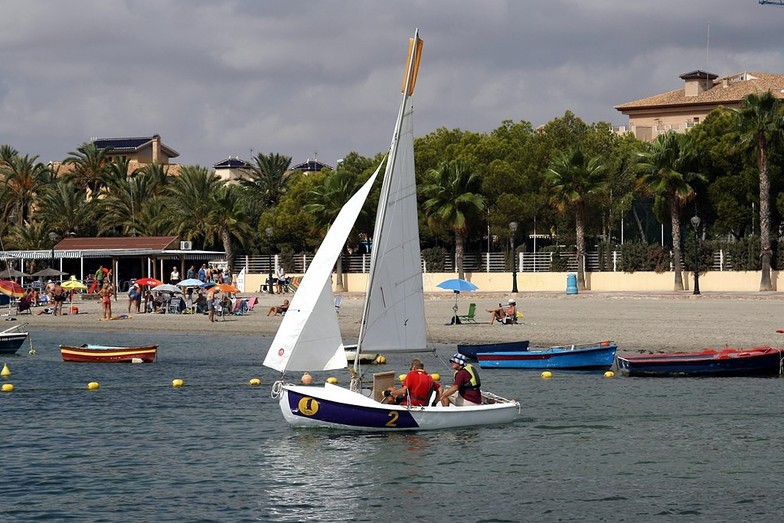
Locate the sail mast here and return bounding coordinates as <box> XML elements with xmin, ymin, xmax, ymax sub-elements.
<box><xmin>354</xmin><ymin>29</ymin><xmax>423</xmax><ymax>377</ymax></box>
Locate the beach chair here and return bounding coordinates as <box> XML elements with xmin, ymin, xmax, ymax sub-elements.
<box><xmin>457</xmin><ymin>303</ymin><xmax>478</xmax><ymax>324</ymax></box>
<box><xmin>167</xmin><ymin>297</ymin><xmax>183</xmax><ymax>314</ymax></box>
<box><xmin>233</xmin><ymin>299</ymin><xmax>248</xmax><ymax>315</ymax></box>
<box><xmin>334</xmin><ymin>295</ymin><xmax>342</xmax><ymax>315</ymax></box>
<box><xmin>287</xmin><ymin>277</ymin><xmax>300</xmax><ymax>293</ymax></box>
<box><xmin>246</xmin><ymin>296</ymin><xmax>258</xmax><ymax>311</ymax></box>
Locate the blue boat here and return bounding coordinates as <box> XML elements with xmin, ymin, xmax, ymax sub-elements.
<box><xmin>616</xmin><ymin>347</ymin><xmax>783</xmax><ymax>377</ymax></box>
<box><xmin>476</xmin><ymin>341</ymin><xmax>617</xmax><ymax>370</ymax></box>
<box><xmin>458</xmin><ymin>340</ymin><xmax>530</xmax><ymax>360</ymax></box>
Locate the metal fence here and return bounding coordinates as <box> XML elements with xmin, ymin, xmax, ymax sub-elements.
<box><xmin>237</xmin><ymin>249</ymin><xmax>736</xmax><ymax>274</ymax></box>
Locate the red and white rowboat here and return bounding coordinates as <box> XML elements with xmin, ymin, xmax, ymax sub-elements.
<box><xmin>60</xmin><ymin>344</ymin><xmax>158</xmax><ymax>363</ymax></box>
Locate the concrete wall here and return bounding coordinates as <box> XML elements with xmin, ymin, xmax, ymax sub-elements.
<box><xmin>242</xmin><ymin>270</ymin><xmax>778</xmax><ymax>294</ymax></box>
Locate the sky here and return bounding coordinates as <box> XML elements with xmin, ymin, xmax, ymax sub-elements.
<box><xmin>2</xmin><ymin>0</ymin><xmax>784</xmax><ymax>169</ymax></box>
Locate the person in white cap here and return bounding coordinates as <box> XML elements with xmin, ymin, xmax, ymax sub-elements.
<box><xmin>487</xmin><ymin>298</ymin><xmax>517</xmax><ymax>324</ymax></box>
<box><xmin>439</xmin><ymin>353</ymin><xmax>482</xmax><ymax>406</ymax></box>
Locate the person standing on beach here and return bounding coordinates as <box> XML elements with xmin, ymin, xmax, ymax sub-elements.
<box><xmin>439</xmin><ymin>353</ymin><xmax>482</xmax><ymax>406</ymax></box>
<box><xmin>208</xmin><ymin>289</ymin><xmax>221</xmax><ymax>322</ymax></box>
<box><xmin>170</xmin><ymin>266</ymin><xmax>180</xmax><ymax>285</ymax></box>
<box><xmin>99</xmin><ymin>282</ymin><xmax>114</xmax><ymax>319</ymax></box>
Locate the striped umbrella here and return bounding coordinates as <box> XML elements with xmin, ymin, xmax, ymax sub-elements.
<box><xmin>0</xmin><ymin>279</ymin><xmax>25</xmax><ymax>298</ymax></box>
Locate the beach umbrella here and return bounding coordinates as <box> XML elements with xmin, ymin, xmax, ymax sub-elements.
<box><xmin>0</xmin><ymin>268</ymin><xmax>31</xmax><ymax>279</ymax></box>
<box><xmin>436</xmin><ymin>278</ymin><xmax>478</xmax><ymax>325</ymax></box>
<box><xmin>201</xmin><ymin>281</ymin><xmax>217</xmax><ymax>289</ymax></box>
<box><xmin>0</xmin><ymin>280</ymin><xmax>25</xmax><ymax>298</ymax></box>
<box><xmin>61</xmin><ymin>280</ymin><xmax>88</xmax><ymax>290</ymax></box>
<box><xmin>176</xmin><ymin>278</ymin><xmax>203</xmax><ymax>287</ymax></box>
<box><xmin>436</xmin><ymin>278</ymin><xmax>479</xmax><ymax>292</ymax></box>
<box><xmin>151</xmin><ymin>283</ymin><xmax>182</xmax><ymax>294</ymax></box>
<box><xmin>31</xmin><ymin>267</ymin><xmax>69</xmax><ymax>278</ymax></box>
<box><xmin>214</xmin><ymin>283</ymin><xmax>239</xmax><ymax>293</ymax></box>
<box><xmin>136</xmin><ymin>277</ymin><xmax>162</xmax><ymax>287</ymax></box>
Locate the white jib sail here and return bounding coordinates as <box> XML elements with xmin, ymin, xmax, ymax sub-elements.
<box><xmin>263</xmin><ymin>167</ymin><xmax>380</xmax><ymax>373</ymax></box>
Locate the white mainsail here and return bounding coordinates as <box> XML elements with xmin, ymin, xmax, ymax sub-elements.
<box><xmin>263</xmin><ymin>166</ymin><xmax>380</xmax><ymax>372</ymax></box>
<box><xmin>358</xmin><ymin>33</ymin><xmax>427</xmax><ymax>355</ymax></box>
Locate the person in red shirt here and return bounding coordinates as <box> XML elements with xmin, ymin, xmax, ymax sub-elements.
<box><xmin>383</xmin><ymin>358</ymin><xmax>440</xmax><ymax>406</ymax></box>
<box><xmin>439</xmin><ymin>353</ymin><xmax>483</xmax><ymax>406</ymax></box>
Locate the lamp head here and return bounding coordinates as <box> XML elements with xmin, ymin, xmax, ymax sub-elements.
<box><xmin>690</xmin><ymin>215</ymin><xmax>701</xmax><ymax>230</ymax></box>
<box><xmin>509</xmin><ymin>221</ymin><xmax>518</xmax><ymax>233</ymax></box>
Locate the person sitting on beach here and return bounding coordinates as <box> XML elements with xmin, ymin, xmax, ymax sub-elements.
<box><xmin>439</xmin><ymin>353</ymin><xmax>482</xmax><ymax>407</ymax></box>
<box><xmin>383</xmin><ymin>358</ymin><xmax>440</xmax><ymax>406</ymax></box>
<box><xmin>488</xmin><ymin>298</ymin><xmax>516</xmax><ymax>324</ymax></box>
<box><xmin>267</xmin><ymin>299</ymin><xmax>289</xmax><ymax>316</ymax></box>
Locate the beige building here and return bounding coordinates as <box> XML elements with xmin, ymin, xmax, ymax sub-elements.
<box><xmin>615</xmin><ymin>71</ymin><xmax>784</xmax><ymax>141</ymax></box>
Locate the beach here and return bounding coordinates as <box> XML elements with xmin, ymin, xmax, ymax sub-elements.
<box><xmin>11</xmin><ymin>290</ymin><xmax>784</xmax><ymax>353</ymax></box>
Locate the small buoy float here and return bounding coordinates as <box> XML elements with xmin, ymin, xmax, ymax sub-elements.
<box><xmin>87</xmin><ymin>382</ymin><xmax>100</xmax><ymax>390</ymax></box>
<box><xmin>2</xmin><ymin>383</ymin><xmax>13</xmax><ymax>392</ymax></box>
<box><xmin>604</xmin><ymin>370</ymin><xmax>615</xmax><ymax>378</ymax></box>
<box><xmin>249</xmin><ymin>378</ymin><xmax>261</xmax><ymax>386</ymax></box>
<box><xmin>301</xmin><ymin>372</ymin><xmax>313</xmax><ymax>385</ymax></box>
<box><xmin>131</xmin><ymin>357</ymin><xmax>143</xmax><ymax>364</ymax></box>
<box><xmin>431</xmin><ymin>373</ymin><xmax>441</xmax><ymax>382</ymax></box>
<box><xmin>398</xmin><ymin>374</ymin><xmax>406</xmax><ymax>382</ymax></box>
<box><xmin>1</xmin><ymin>363</ymin><xmax>11</xmax><ymax>377</ymax></box>
<box><xmin>172</xmin><ymin>379</ymin><xmax>184</xmax><ymax>388</ymax></box>
<box><xmin>541</xmin><ymin>371</ymin><xmax>553</xmax><ymax>379</ymax></box>
<box><xmin>376</xmin><ymin>355</ymin><xmax>387</xmax><ymax>364</ymax></box>
<box><xmin>326</xmin><ymin>377</ymin><xmax>338</xmax><ymax>384</ymax></box>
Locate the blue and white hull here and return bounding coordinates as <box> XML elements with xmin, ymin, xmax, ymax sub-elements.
<box><xmin>275</xmin><ymin>383</ymin><xmax>520</xmax><ymax>431</ymax></box>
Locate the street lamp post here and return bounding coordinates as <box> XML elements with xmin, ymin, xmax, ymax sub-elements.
<box><xmin>48</xmin><ymin>231</ymin><xmax>57</xmax><ymax>268</ymax></box>
<box><xmin>691</xmin><ymin>214</ymin><xmax>701</xmax><ymax>295</ymax></box>
<box><xmin>509</xmin><ymin>221</ymin><xmax>518</xmax><ymax>293</ymax></box>
<box><xmin>266</xmin><ymin>227</ymin><xmax>274</xmax><ymax>295</ymax></box>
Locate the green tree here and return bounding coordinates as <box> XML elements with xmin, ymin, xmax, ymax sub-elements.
<box><xmin>636</xmin><ymin>132</ymin><xmax>705</xmax><ymax>291</ymax></box>
<box><xmin>546</xmin><ymin>148</ymin><xmax>607</xmax><ymax>290</ymax></box>
<box><xmin>422</xmin><ymin>160</ymin><xmax>484</xmax><ymax>280</ymax></box>
<box><xmin>731</xmin><ymin>91</ymin><xmax>784</xmax><ymax>290</ymax></box>
<box><xmin>37</xmin><ymin>181</ymin><xmax>95</xmax><ymax>237</ymax></box>
<box><xmin>64</xmin><ymin>142</ymin><xmax>111</xmax><ymax>197</ymax></box>
<box><xmin>204</xmin><ymin>185</ymin><xmax>254</xmax><ymax>274</ymax></box>
<box><xmin>163</xmin><ymin>166</ymin><xmax>224</xmax><ymax>246</ymax></box>
<box><xmin>241</xmin><ymin>152</ymin><xmax>293</xmax><ymax>207</ymax></box>
<box><xmin>1</xmin><ymin>154</ymin><xmax>51</xmax><ymax>226</ymax></box>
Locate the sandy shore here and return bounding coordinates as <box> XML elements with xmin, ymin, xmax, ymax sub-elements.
<box><xmin>8</xmin><ymin>291</ymin><xmax>784</xmax><ymax>353</ymax></box>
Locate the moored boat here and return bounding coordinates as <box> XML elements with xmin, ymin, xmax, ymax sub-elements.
<box><xmin>617</xmin><ymin>347</ymin><xmax>783</xmax><ymax>377</ymax></box>
<box><xmin>60</xmin><ymin>344</ymin><xmax>158</xmax><ymax>363</ymax></box>
<box><xmin>0</xmin><ymin>324</ymin><xmax>29</xmax><ymax>355</ymax></box>
<box><xmin>476</xmin><ymin>341</ymin><xmax>617</xmax><ymax>370</ymax></box>
<box><xmin>458</xmin><ymin>339</ymin><xmax>530</xmax><ymax>360</ymax></box>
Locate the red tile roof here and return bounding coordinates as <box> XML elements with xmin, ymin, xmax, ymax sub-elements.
<box><xmin>54</xmin><ymin>236</ymin><xmax>179</xmax><ymax>251</ymax></box>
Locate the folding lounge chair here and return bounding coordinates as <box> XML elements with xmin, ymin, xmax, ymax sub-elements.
<box><xmin>457</xmin><ymin>303</ymin><xmax>478</xmax><ymax>324</ymax></box>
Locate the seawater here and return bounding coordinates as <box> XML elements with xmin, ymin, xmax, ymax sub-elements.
<box><xmin>2</xmin><ymin>329</ymin><xmax>784</xmax><ymax>522</ymax></box>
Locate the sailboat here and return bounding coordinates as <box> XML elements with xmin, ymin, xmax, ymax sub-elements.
<box><xmin>263</xmin><ymin>30</ymin><xmax>520</xmax><ymax>431</ymax></box>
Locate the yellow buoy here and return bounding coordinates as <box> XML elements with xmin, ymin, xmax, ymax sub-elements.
<box><xmin>87</xmin><ymin>381</ymin><xmax>100</xmax><ymax>390</ymax></box>
<box><xmin>172</xmin><ymin>378</ymin><xmax>184</xmax><ymax>388</ymax></box>
<box><xmin>398</xmin><ymin>374</ymin><xmax>407</xmax><ymax>382</ymax></box>
<box><xmin>431</xmin><ymin>373</ymin><xmax>441</xmax><ymax>382</ymax></box>
<box><xmin>376</xmin><ymin>355</ymin><xmax>387</xmax><ymax>364</ymax></box>
<box><xmin>326</xmin><ymin>377</ymin><xmax>338</xmax><ymax>384</ymax></box>
<box><xmin>1</xmin><ymin>363</ymin><xmax>11</xmax><ymax>377</ymax></box>
<box><xmin>301</xmin><ymin>372</ymin><xmax>313</xmax><ymax>385</ymax></box>
<box><xmin>1</xmin><ymin>383</ymin><xmax>13</xmax><ymax>392</ymax></box>
<box><xmin>604</xmin><ymin>370</ymin><xmax>615</xmax><ymax>378</ymax></box>
<box><xmin>249</xmin><ymin>378</ymin><xmax>261</xmax><ymax>386</ymax></box>
<box><xmin>541</xmin><ymin>371</ymin><xmax>553</xmax><ymax>379</ymax></box>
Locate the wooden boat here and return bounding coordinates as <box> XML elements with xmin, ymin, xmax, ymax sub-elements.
<box><xmin>0</xmin><ymin>324</ymin><xmax>29</xmax><ymax>355</ymax></box>
<box><xmin>262</xmin><ymin>31</ymin><xmax>520</xmax><ymax>431</ymax></box>
<box><xmin>476</xmin><ymin>341</ymin><xmax>617</xmax><ymax>370</ymax></box>
<box><xmin>616</xmin><ymin>347</ymin><xmax>783</xmax><ymax>377</ymax></box>
<box><xmin>60</xmin><ymin>344</ymin><xmax>158</xmax><ymax>363</ymax></box>
<box><xmin>458</xmin><ymin>340</ymin><xmax>530</xmax><ymax>360</ymax></box>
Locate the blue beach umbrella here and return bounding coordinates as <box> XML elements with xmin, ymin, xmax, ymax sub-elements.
<box><xmin>177</xmin><ymin>278</ymin><xmax>203</xmax><ymax>287</ymax></box>
<box><xmin>436</xmin><ymin>278</ymin><xmax>478</xmax><ymax>292</ymax></box>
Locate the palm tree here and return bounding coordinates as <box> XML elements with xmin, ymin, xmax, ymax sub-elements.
<box><xmin>636</xmin><ymin>132</ymin><xmax>705</xmax><ymax>291</ymax></box>
<box><xmin>63</xmin><ymin>142</ymin><xmax>111</xmax><ymax>197</ymax></box>
<box><xmin>1</xmin><ymin>154</ymin><xmax>51</xmax><ymax>226</ymax></box>
<box><xmin>731</xmin><ymin>91</ymin><xmax>784</xmax><ymax>291</ymax></box>
<box><xmin>422</xmin><ymin>160</ymin><xmax>484</xmax><ymax>280</ymax></box>
<box><xmin>546</xmin><ymin>148</ymin><xmax>607</xmax><ymax>291</ymax></box>
<box><xmin>204</xmin><ymin>185</ymin><xmax>254</xmax><ymax>274</ymax></box>
<box><xmin>241</xmin><ymin>152</ymin><xmax>293</xmax><ymax>206</ymax></box>
<box><xmin>97</xmin><ymin>169</ymin><xmax>167</xmax><ymax>236</ymax></box>
<box><xmin>163</xmin><ymin>165</ymin><xmax>224</xmax><ymax>246</ymax></box>
<box><xmin>37</xmin><ymin>181</ymin><xmax>95</xmax><ymax>237</ymax></box>
<box><xmin>304</xmin><ymin>169</ymin><xmax>365</xmax><ymax>291</ymax></box>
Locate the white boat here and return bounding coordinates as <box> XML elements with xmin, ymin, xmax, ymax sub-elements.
<box><xmin>263</xmin><ymin>30</ymin><xmax>520</xmax><ymax>431</ymax></box>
